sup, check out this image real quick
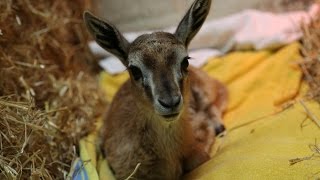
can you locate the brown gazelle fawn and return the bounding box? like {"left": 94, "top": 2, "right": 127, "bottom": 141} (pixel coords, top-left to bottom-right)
{"left": 84, "top": 0, "right": 227, "bottom": 179}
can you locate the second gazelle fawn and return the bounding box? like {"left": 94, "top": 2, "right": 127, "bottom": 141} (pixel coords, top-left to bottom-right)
{"left": 84, "top": 0, "right": 228, "bottom": 179}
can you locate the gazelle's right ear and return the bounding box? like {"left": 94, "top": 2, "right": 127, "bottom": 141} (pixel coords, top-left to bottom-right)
{"left": 84, "top": 11, "right": 129, "bottom": 66}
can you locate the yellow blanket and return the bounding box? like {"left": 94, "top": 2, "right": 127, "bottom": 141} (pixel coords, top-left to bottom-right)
{"left": 78, "top": 43, "right": 320, "bottom": 179}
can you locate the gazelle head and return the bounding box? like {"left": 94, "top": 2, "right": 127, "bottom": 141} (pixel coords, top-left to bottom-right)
{"left": 84, "top": 0, "right": 211, "bottom": 120}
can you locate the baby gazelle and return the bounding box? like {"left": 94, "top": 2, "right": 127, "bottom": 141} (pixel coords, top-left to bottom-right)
{"left": 84, "top": 0, "right": 227, "bottom": 179}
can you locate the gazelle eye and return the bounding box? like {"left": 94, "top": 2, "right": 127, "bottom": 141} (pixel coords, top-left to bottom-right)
{"left": 181, "top": 56, "right": 190, "bottom": 72}
{"left": 128, "top": 65, "right": 143, "bottom": 81}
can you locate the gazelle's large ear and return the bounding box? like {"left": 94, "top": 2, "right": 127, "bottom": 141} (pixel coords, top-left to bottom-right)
{"left": 84, "top": 11, "right": 129, "bottom": 66}
{"left": 174, "top": 0, "right": 211, "bottom": 47}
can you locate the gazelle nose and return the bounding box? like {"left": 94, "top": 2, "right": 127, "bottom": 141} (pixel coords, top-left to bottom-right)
{"left": 158, "top": 95, "right": 181, "bottom": 109}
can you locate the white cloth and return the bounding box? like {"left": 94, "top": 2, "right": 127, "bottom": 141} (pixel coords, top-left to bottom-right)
{"left": 90, "top": 4, "right": 319, "bottom": 74}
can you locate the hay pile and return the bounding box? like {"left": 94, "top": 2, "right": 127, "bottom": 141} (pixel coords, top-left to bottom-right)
{"left": 300, "top": 2, "right": 320, "bottom": 103}
{"left": 0, "top": 0, "right": 107, "bottom": 179}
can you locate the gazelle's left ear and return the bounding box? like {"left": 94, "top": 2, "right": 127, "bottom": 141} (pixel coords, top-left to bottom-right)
{"left": 174, "top": 0, "right": 211, "bottom": 47}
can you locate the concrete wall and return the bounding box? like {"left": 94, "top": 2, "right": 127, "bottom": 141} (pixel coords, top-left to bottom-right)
{"left": 93, "top": 0, "right": 312, "bottom": 32}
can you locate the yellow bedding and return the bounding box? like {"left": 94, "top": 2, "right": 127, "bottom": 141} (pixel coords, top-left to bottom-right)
{"left": 79, "top": 43, "right": 320, "bottom": 179}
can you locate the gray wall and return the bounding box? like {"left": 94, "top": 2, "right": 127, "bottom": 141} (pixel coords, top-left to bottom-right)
{"left": 93, "top": 0, "right": 312, "bottom": 32}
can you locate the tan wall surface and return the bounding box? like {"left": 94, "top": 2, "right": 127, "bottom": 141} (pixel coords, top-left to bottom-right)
{"left": 93, "top": 0, "right": 312, "bottom": 32}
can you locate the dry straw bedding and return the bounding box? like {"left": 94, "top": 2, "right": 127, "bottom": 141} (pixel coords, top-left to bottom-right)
{"left": 0, "top": 0, "right": 319, "bottom": 179}
{"left": 0, "top": 0, "right": 107, "bottom": 179}
{"left": 300, "top": 7, "right": 320, "bottom": 102}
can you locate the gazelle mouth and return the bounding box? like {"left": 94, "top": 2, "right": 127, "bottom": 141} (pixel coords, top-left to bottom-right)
{"left": 162, "top": 113, "right": 179, "bottom": 119}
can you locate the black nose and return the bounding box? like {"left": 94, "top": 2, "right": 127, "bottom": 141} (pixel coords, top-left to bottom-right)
{"left": 215, "top": 124, "right": 226, "bottom": 136}
{"left": 158, "top": 95, "right": 181, "bottom": 109}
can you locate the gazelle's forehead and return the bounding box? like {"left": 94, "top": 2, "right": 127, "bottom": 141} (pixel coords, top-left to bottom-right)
{"left": 128, "top": 32, "right": 187, "bottom": 69}
{"left": 129, "top": 46, "right": 186, "bottom": 68}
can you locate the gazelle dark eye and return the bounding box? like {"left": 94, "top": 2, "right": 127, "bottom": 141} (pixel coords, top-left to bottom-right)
{"left": 181, "top": 56, "right": 190, "bottom": 72}
{"left": 128, "top": 65, "right": 143, "bottom": 81}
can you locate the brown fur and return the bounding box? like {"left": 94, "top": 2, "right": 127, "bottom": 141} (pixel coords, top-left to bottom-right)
{"left": 188, "top": 67, "right": 228, "bottom": 152}
{"left": 100, "top": 64, "right": 227, "bottom": 179}
{"left": 84, "top": 0, "right": 228, "bottom": 179}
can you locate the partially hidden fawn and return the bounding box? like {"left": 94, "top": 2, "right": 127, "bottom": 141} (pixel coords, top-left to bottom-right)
{"left": 84, "top": 0, "right": 228, "bottom": 179}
